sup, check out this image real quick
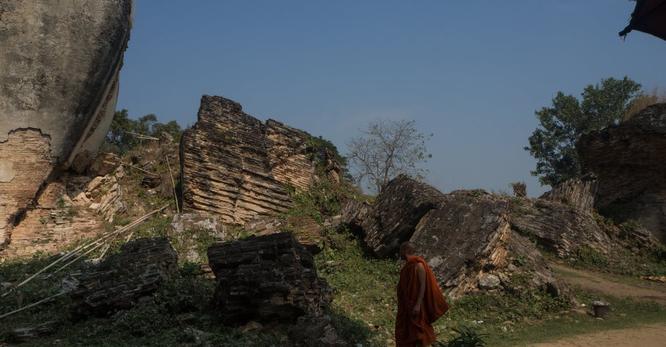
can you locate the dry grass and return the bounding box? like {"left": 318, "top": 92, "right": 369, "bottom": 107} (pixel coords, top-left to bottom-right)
{"left": 624, "top": 88, "right": 666, "bottom": 121}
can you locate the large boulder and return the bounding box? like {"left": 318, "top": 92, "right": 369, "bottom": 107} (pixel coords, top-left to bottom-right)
{"left": 70, "top": 237, "right": 178, "bottom": 317}
{"left": 578, "top": 103, "right": 666, "bottom": 243}
{"left": 180, "top": 96, "right": 341, "bottom": 225}
{"left": 409, "top": 190, "right": 560, "bottom": 298}
{"left": 207, "top": 233, "right": 332, "bottom": 324}
{"left": 0, "top": 0, "right": 132, "bottom": 251}
{"left": 347, "top": 175, "right": 444, "bottom": 257}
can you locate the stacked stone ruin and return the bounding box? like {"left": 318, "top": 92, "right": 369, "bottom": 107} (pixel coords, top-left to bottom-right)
{"left": 70, "top": 237, "right": 178, "bottom": 317}
{"left": 207, "top": 233, "right": 332, "bottom": 324}
{"left": 180, "top": 95, "right": 340, "bottom": 225}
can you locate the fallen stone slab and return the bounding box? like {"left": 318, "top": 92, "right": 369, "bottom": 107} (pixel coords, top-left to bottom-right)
{"left": 207, "top": 233, "right": 331, "bottom": 324}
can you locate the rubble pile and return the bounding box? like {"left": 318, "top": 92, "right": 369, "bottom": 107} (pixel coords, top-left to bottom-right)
{"left": 70, "top": 237, "right": 178, "bottom": 317}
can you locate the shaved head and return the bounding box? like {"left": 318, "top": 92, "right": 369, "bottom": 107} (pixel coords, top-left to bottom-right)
{"left": 399, "top": 241, "right": 416, "bottom": 259}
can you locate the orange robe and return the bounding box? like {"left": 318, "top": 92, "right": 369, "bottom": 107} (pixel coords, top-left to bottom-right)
{"left": 395, "top": 255, "right": 449, "bottom": 347}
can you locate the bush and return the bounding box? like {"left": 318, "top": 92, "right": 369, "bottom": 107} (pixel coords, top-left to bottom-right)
{"left": 286, "top": 176, "right": 356, "bottom": 222}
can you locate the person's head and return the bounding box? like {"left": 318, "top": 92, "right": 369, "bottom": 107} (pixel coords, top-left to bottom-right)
{"left": 399, "top": 241, "right": 416, "bottom": 260}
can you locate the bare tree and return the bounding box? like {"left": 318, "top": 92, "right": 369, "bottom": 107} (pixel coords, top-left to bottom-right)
{"left": 347, "top": 119, "right": 431, "bottom": 193}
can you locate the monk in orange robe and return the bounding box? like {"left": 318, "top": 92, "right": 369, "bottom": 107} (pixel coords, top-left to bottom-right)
{"left": 395, "top": 242, "right": 449, "bottom": 347}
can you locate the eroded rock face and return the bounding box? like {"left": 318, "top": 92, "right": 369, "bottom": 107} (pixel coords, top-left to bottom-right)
{"left": 509, "top": 198, "right": 612, "bottom": 257}
{"left": 578, "top": 104, "right": 666, "bottom": 243}
{"left": 181, "top": 95, "right": 338, "bottom": 225}
{"left": 207, "top": 233, "right": 332, "bottom": 324}
{"left": 70, "top": 237, "right": 178, "bottom": 317}
{"left": 409, "top": 190, "right": 560, "bottom": 298}
{"left": 0, "top": 0, "right": 132, "bottom": 251}
{"left": 540, "top": 178, "right": 597, "bottom": 211}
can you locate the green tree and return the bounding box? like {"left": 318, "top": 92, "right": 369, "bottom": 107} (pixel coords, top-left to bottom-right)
{"left": 152, "top": 120, "right": 183, "bottom": 143}
{"left": 105, "top": 110, "right": 183, "bottom": 153}
{"left": 107, "top": 109, "right": 138, "bottom": 152}
{"left": 137, "top": 114, "right": 158, "bottom": 135}
{"left": 525, "top": 77, "right": 642, "bottom": 186}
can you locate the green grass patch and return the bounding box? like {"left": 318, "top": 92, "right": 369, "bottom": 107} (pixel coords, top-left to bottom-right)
{"left": 316, "top": 231, "right": 399, "bottom": 346}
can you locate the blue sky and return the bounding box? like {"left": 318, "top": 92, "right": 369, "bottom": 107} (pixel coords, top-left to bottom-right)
{"left": 117, "top": 1, "right": 666, "bottom": 196}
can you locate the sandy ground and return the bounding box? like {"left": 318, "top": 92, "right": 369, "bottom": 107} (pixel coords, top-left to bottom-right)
{"left": 529, "top": 323, "right": 666, "bottom": 347}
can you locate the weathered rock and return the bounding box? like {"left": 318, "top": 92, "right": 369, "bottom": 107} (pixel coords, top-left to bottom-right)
{"left": 578, "top": 104, "right": 666, "bottom": 243}
{"left": 349, "top": 176, "right": 567, "bottom": 299}
{"left": 171, "top": 212, "right": 226, "bottom": 238}
{"left": 207, "top": 233, "right": 332, "bottom": 324}
{"left": 0, "top": 168, "right": 126, "bottom": 258}
{"left": 540, "top": 177, "right": 597, "bottom": 211}
{"left": 170, "top": 212, "right": 227, "bottom": 263}
{"left": 180, "top": 96, "right": 340, "bottom": 225}
{"left": 509, "top": 198, "right": 612, "bottom": 257}
{"left": 0, "top": 0, "right": 132, "bottom": 251}
{"left": 340, "top": 199, "right": 372, "bottom": 230}
{"left": 349, "top": 175, "right": 444, "bottom": 257}
{"left": 410, "top": 190, "right": 560, "bottom": 298}
{"left": 478, "top": 274, "right": 501, "bottom": 290}
{"left": 70, "top": 237, "right": 178, "bottom": 317}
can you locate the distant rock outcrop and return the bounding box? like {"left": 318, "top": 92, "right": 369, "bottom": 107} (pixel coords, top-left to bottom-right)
{"left": 0, "top": 0, "right": 132, "bottom": 250}
{"left": 578, "top": 104, "right": 666, "bottom": 243}
{"left": 180, "top": 95, "right": 339, "bottom": 225}
{"left": 207, "top": 233, "right": 332, "bottom": 324}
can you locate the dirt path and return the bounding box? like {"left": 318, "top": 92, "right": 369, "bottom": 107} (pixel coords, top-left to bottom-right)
{"left": 550, "top": 263, "right": 666, "bottom": 305}
{"left": 529, "top": 323, "right": 666, "bottom": 347}
{"left": 529, "top": 263, "right": 666, "bottom": 346}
